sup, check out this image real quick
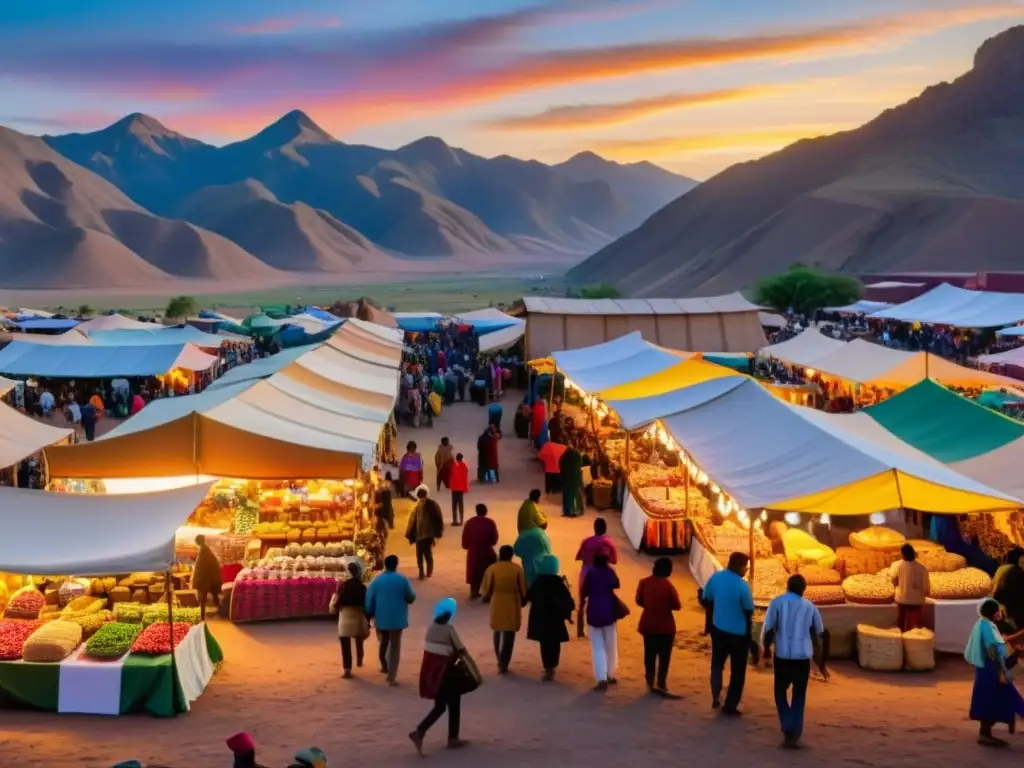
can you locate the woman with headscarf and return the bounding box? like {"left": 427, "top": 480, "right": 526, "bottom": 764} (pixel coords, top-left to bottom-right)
{"left": 965, "top": 598, "right": 1024, "bottom": 747}
{"left": 575, "top": 517, "right": 618, "bottom": 638}
{"left": 410, "top": 598, "right": 476, "bottom": 755}
{"left": 583, "top": 553, "right": 624, "bottom": 692}
{"left": 527, "top": 554, "right": 575, "bottom": 681}
{"left": 329, "top": 562, "right": 369, "bottom": 678}
{"left": 513, "top": 526, "right": 553, "bottom": 588}
{"left": 398, "top": 441, "right": 423, "bottom": 499}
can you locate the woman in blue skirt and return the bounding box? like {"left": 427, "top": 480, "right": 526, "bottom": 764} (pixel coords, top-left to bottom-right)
{"left": 966, "top": 598, "right": 1024, "bottom": 747}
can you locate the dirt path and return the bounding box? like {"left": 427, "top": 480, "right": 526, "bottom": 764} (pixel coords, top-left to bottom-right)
{"left": 0, "top": 401, "right": 996, "bottom": 766}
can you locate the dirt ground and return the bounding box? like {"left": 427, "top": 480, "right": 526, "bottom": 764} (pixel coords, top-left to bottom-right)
{"left": 0, "top": 401, "right": 1004, "bottom": 766}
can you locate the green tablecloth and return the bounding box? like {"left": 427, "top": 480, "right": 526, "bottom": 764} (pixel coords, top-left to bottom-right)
{"left": 120, "top": 624, "right": 222, "bottom": 717}
{"left": 0, "top": 661, "right": 60, "bottom": 710}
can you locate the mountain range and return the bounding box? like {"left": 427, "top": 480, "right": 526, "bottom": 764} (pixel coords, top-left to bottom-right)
{"left": 0, "top": 111, "right": 694, "bottom": 289}
{"left": 571, "top": 25, "right": 1024, "bottom": 297}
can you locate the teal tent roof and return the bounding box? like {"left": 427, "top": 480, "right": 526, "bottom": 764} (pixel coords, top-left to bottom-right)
{"left": 863, "top": 379, "right": 1024, "bottom": 462}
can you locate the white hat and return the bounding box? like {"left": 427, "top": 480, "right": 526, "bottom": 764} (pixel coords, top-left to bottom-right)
{"left": 414, "top": 483, "right": 430, "bottom": 497}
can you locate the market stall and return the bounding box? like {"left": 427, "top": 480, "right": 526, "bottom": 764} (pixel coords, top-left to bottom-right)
{"left": 0, "top": 483, "right": 222, "bottom": 716}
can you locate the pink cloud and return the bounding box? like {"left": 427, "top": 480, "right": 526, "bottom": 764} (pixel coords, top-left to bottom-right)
{"left": 231, "top": 16, "right": 343, "bottom": 35}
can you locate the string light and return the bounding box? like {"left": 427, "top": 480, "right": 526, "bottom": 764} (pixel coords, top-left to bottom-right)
{"left": 819, "top": 514, "right": 831, "bottom": 525}
{"left": 784, "top": 512, "right": 801, "bottom": 525}
{"left": 869, "top": 512, "right": 886, "bottom": 525}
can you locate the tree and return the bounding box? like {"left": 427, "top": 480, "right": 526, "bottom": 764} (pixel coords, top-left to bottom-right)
{"left": 77, "top": 304, "right": 94, "bottom": 317}
{"left": 165, "top": 295, "right": 198, "bottom": 320}
{"left": 754, "top": 266, "right": 862, "bottom": 314}
{"left": 577, "top": 283, "right": 622, "bottom": 299}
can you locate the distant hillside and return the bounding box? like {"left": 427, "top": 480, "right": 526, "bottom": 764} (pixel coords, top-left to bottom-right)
{"left": 570, "top": 25, "right": 1024, "bottom": 296}
{"left": 0, "top": 126, "right": 279, "bottom": 288}
{"left": 42, "top": 111, "right": 694, "bottom": 260}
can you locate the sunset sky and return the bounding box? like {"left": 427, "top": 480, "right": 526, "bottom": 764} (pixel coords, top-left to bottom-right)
{"left": 0, "top": 0, "right": 1020, "bottom": 179}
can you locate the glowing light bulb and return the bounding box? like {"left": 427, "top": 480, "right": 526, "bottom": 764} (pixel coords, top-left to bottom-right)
{"left": 819, "top": 514, "right": 831, "bottom": 525}
{"left": 869, "top": 512, "right": 886, "bottom": 525}
{"left": 784, "top": 512, "right": 801, "bottom": 526}
{"left": 759, "top": 511, "right": 767, "bottom": 522}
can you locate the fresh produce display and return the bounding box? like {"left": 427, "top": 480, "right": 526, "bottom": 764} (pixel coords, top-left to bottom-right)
{"left": 130, "top": 622, "right": 192, "bottom": 655}
{"left": 916, "top": 550, "right": 967, "bottom": 573}
{"left": 797, "top": 565, "right": 842, "bottom": 586}
{"left": 701, "top": 521, "right": 773, "bottom": 560}
{"left": 629, "top": 464, "right": 687, "bottom": 489}
{"left": 751, "top": 558, "right": 790, "bottom": 604}
{"left": 636, "top": 486, "right": 710, "bottom": 520}
{"left": 113, "top": 603, "right": 146, "bottom": 623}
{"left": 842, "top": 574, "right": 895, "bottom": 605}
{"left": 849, "top": 526, "right": 906, "bottom": 552}
{"left": 63, "top": 610, "right": 114, "bottom": 637}
{"left": 57, "top": 578, "right": 91, "bottom": 608}
{"left": 0, "top": 619, "right": 42, "bottom": 660}
{"left": 782, "top": 529, "right": 836, "bottom": 568}
{"left": 141, "top": 605, "right": 201, "bottom": 627}
{"left": 230, "top": 575, "right": 339, "bottom": 623}
{"left": 22, "top": 621, "right": 83, "bottom": 662}
{"left": 961, "top": 515, "right": 1016, "bottom": 561}
{"left": 836, "top": 546, "right": 900, "bottom": 578}
{"left": 4, "top": 586, "right": 45, "bottom": 619}
{"left": 804, "top": 585, "right": 846, "bottom": 606}
{"left": 63, "top": 596, "right": 106, "bottom": 614}
{"left": 84, "top": 622, "right": 143, "bottom": 659}
{"left": 928, "top": 568, "right": 992, "bottom": 600}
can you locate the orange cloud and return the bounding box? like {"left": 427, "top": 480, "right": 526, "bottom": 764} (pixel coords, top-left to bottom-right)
{"left": 453, "top": 3, "right": 1022, "bottom": 102}
{"left": 590, "top": 125, "right": 846, "bottom": 161}
{"left": 485, "top": 86, "right": 781, "bottom": 131}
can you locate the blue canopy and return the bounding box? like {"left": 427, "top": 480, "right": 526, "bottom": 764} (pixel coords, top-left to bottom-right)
{"left": 14, "top": 318, "right": 80, "bottom": 331}
{"left": 395, "top": 314, "right": 442, "bottom": 333}
{"left": 0, "top": 342, "right": 216, "bottom": 377}
{"left": 89, "top": 327, "right": 226, "bottom": 348}
{"left": 303, "top": 306, "right": 342, "bottom": 323}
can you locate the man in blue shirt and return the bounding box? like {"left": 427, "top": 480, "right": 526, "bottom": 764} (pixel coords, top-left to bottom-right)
{"left": 701, "top": 551, "right": 754, "bottom": 715}
{"left": 365, "top": 555, "right": 416, "bottom": 686}
{"left": 762, "top": 574, "right": 824, "bottom": 749}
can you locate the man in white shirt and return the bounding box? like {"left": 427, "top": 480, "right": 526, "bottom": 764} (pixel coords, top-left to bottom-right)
{"left": 761, "top": 574, "right": 824, "bottom": 749}
{"left": 38, "top": 389, "right": 55, "bottom": 417}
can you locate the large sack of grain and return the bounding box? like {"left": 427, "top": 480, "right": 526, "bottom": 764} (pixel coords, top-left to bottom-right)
{"left": 857, "top": 624, "right": 903, "bottom": 671}
{"left": 902, "top": 628, "right": 935, "bottom": 671}
{"left": 928, "top": 568, "right": 992, "bottom": 600}
{"left": 22, "top": 620, "right": 83, "bottom": 662}
{"left": 843, "top": 574, "right": 895, "bottom": 605}
{"left": 850, "top": 527, "right": 905, "bottom": 552}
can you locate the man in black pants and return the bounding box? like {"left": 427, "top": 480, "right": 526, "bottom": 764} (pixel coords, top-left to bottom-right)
{"left": 405, "top": 486, "right": 444, "bottom": 580}
{"left": 700, "top": 552, "right": 754, "bottom": 715}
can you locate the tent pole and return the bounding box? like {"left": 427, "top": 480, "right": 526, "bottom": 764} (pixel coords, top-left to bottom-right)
{"left": 893, "top": 468, "right": 906, "bottom": 510}
{"left": 548, "top": 363, "right": 556, "bottom": 411}
{"left": 166, "top": 571, "right": 177, "bottom": 715}
{"left": 625, "top": 433, "right": 631, "bottom": 472}
{"left": 925, "top": 350, "right": 930, "bottom": 379}
{"left": 748, "top": 516, "right": 755, "bottom": 587}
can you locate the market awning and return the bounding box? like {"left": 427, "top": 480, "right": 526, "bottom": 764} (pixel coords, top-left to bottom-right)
{"left": 758, "top": 312, "right": 787, "bottom": 329}
{"left": 978, "top": 345, "right": 1024, "bottom": 365}
{"left": 76, "top": 314, "right": 162, "bottom": 333}
{"left": 13, "top": 318, "right": 80, "bottom": 332}
{"left": 597, "top": 356, "right": 742, "bottom": 400}
{"left": 0, "top": 402, "right": 73, "bottom": 468}
{"left": 0, "top": 329, "right": 93, "bottom": 346}
{"left": 394, "top": 312, "right": 444, "bottom": 333}
{"left": 550, "top": 332, "right": 693, "bottom": 393}
{"left": 0, "top": 342, "right": 218, "bottom": 377}
{"left": 824, "top": 300, "right": 894, "bottom": 314}
{"left": 863, "top": 379, "right": 1024, "bottom": 462}
{"left": 759, "top": 328, "right": 846, "bottom": 367}
{"left": 870, "top": 283, "right": 1024, "bottom": 328}
{"left": 89, "top": 327, "right": 227, "bottom": 348}
{"left": 0, "top": 376, "right": 16, "bottom": 396}
{"left": 655, "top": 379, "right": 1021, "bottom": 514}
{"left": 0, "top": 483, "right": 215, "bottom": 576}
{"left": 455, "top": 308, "right": 525, "bottom": 353}
{"left": 800, "top": 340, "right": 1020, "bottom": 389}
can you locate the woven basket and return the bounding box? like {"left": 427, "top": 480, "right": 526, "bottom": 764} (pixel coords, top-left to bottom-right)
{"left": 856, "top": 624, "right": 903, "bottom": 672}
{"left": 592, "top": 482, "right": 613, "bottom": 510}
{"left": 902, "top": 629, "right": 935, "bottom": 672}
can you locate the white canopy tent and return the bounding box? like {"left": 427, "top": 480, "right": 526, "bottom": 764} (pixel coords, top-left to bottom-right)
{"left": 759, "top": 328, "right": 846, "bottom": 367}
{"left": 0, "top": 484, "right": 214, "bottom": 575}
{"left": 656, "top": 379, "right": 1021, "bottom": 514}
{"left": 0, "top": 376, "right": 16, "bottom": 396}
{"left": 870, "top": 284, "right": 1024, "bottom": 328}
{"left": 0, "top": 329, "right": 93, "bottom": 346}
{"left": 549, "top": 332, "right": 692, "bottom": 393}
{"left": 978, "top": 347, "right": 1024, "bottom": 366}
{"left": 76, "top": 314, "right": 162, "bottom": 334}
{"left": 0, "top": 402, "right": 73, "bottom": 469}
{"left": 996, "top": 326, "right": 1024, "bottom": 338}
{"left": 758, "top": 312, "right": 787, "bottom": 329}
{"left": 825, "top": 300, "right": 894, "bottom": 314}
{"left": 455, "top": 308, "right": 526, "bottom": 354}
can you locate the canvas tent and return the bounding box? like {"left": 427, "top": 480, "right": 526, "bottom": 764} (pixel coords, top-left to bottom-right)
{"left": 758, "top": 312, "right": 787, "bottom": 329}
{"left": 0, "top": 376, "right": 15, "bottom": 396}
{"left": 763, "top": 330, "right": 1019, "bottom": 389}
{"left": 760, "top": 328, "right": 846, "bottom": 367}
{"left": 46, "top": 321, "right": 402, "bottom": 480}
{"left": 455, "top": 308, "right": 526, "bottom": 353}
{"left": 522, "top": 294, "right": 767, "bottom": 359}
{"left": 870, "top": 283, "right": 1024, "bottom": 328}
{"left": 76, "top": 314, "right": 161, "bottom": 334}
{"left": 0, "top": 329, "right": 93, "bottom": 346}
{"left": 0, "top": 402, "right": 73, "bottom": 469}
{"left": 0, "top": 342, "right": 218, "bottom": 377}
{"left": 394, "top": 312, "right": 444, "bottom": 333}
{"left": 89, "top": 327, "right": 227, "bottom": 348}
{"left": 651, "top": 379, "right": 1020, "bottom": 514}
{"left": 825, "top": 300, "right": 894, "bottom": 314}
{"left": 978, "top": 346, "right": 1024, "bottom": 366}
{"left": 547, "top": 332, "right": 692, "bottom": 394}
{"left": 862, "top": 380, "right": 1024, "bottom": 500}
{"left": 0, "top": 484, "right": 214, "bottom": 576}
{"left": 14, "top": 319, "right": 80, "bottom": 332}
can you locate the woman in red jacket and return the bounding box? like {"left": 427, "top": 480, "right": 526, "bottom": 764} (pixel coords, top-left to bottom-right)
{"left": 636, "top": 557, "right": 682, "bottom": 698}
{"left": 449, "top": 452, "right": 470, "bottom": 526}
